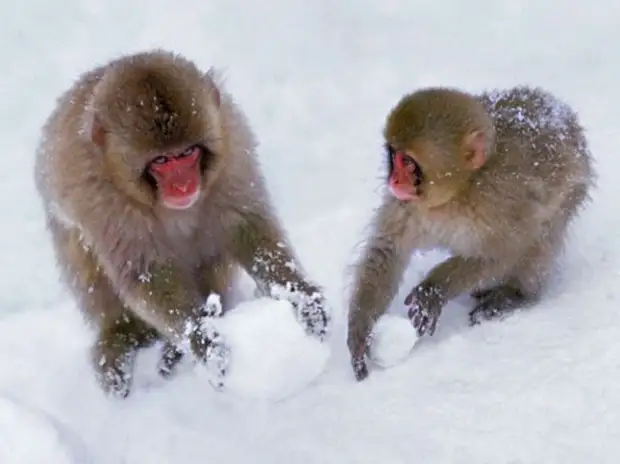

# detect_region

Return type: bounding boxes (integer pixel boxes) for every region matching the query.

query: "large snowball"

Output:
[213,297,331,400]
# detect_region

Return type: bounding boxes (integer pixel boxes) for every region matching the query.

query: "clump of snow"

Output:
[369,314,420,368]
[212,297,331,400]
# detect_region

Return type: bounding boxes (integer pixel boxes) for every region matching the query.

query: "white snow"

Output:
[0,395,80,464]
[369,314,420,369]
[2,0,620,462]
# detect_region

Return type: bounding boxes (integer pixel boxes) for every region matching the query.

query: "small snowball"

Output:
[369,314,419,368]
[213,298,330,400]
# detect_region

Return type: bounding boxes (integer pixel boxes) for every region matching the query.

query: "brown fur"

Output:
[34,49,330,397]
[347,86,595,380]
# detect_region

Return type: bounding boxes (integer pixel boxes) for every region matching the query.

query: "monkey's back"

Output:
[478,86,594,185]
[476,86,595,214]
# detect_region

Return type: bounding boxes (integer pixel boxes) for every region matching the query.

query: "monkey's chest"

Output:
[415,213,490,257]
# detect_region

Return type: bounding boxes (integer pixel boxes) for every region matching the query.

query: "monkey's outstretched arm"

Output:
[228,210,331,339]
[347,200,414,380]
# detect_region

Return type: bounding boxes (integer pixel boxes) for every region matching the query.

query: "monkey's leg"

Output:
[157,256,236,379]
[469,206,573,326]
[469,237,561,325]
[49,221,159,396]
[82,265,159,396]
[468,283,531,325]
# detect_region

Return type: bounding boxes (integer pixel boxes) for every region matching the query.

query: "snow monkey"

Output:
[34,49,331,397]
[347,86,595,380]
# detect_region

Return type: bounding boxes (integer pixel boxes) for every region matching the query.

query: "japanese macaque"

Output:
[34,49,330,397]
[347,86,595,380]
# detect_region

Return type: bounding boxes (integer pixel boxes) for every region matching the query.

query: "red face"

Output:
[148,145,202,210]
[387,149,423,201]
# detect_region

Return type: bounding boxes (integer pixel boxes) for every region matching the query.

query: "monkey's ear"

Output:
[462,131,487,170]
[81,108,107,149]
[204,69,221,108]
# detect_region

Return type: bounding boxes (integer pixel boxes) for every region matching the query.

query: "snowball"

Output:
[0,396,79,464]
[213,298,331,400]
[369,314,419,368]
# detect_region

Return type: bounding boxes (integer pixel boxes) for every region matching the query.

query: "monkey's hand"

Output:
[406,283,446,337]
[271,282,331,341]
[347,325,372,382]
[295,290,331,341]
[188,319,230,390]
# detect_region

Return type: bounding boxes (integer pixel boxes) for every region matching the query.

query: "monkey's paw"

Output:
[190,322,231,391]
[270,283,332,341]
[295,291,332,341]
[157,342,185,379]
[406,283,445,337]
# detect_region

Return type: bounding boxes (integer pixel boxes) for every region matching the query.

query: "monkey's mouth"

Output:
[162,189,201,210]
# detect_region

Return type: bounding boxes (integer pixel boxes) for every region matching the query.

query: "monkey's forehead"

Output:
[384,93,486,147]
[95,70,213,149]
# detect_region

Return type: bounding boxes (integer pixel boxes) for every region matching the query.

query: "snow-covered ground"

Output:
[2,0,620,462]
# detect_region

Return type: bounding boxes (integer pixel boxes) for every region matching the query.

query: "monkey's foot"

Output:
[157,342,185,379]
[469,285,527,325]
[93,349,136,399]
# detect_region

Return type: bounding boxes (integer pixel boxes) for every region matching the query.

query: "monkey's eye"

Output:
[151,155,169,165]
[178,145,197,158]
[401,156,416,169]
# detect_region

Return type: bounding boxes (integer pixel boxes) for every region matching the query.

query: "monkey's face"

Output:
[386,142,474,208]
[146,144,206,210]
[386,144,423,201]
[91,61,224,212]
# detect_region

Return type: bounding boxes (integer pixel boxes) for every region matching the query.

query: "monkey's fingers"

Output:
[189,323,231,390]
[352,355,369,381]
[205,338,230,391]
[347,327,372,381]
[293,292,331,341]
[157,342,185,379]
[408,304,438,337]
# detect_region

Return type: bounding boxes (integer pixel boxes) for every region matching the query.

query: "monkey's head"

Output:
[383,87,495,208]
[84,50,224,211]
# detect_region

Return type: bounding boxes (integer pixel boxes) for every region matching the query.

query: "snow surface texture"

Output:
[2,0,620,462]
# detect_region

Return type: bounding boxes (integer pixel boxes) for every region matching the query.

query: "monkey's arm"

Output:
[347,200,414,380]
[228,210,330,339]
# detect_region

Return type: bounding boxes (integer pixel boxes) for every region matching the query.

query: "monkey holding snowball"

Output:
[34,49,331,397]
[347,86,595,380]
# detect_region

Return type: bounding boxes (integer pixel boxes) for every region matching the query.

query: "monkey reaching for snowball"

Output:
[34,49,331,397]
[347,86,595,380]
